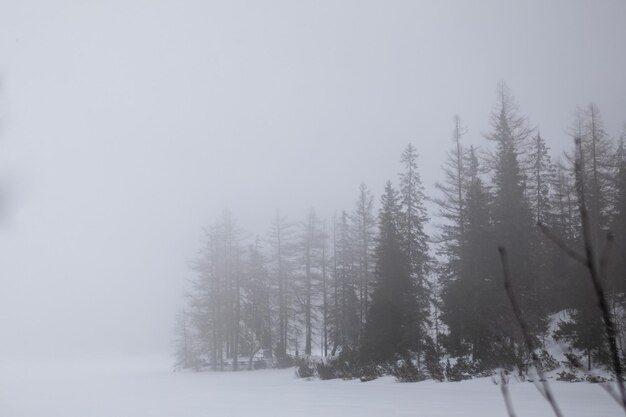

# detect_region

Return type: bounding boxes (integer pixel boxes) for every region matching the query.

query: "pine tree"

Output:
[320,221,330,357]
[399,144,431,367]
[362,182,418,364]
[526,132,556,225]
[608,131,626,352]
[485,83,543,349]
[241,238,272,364]
[441,147,501,365]
[556,106,617,369]
[525,132,562,319]
[296,209,323,356]
[265,211,297,360]
[329,211,359,355]
[351,183,376,343]
[435,116,467,261]
[435,116,467,323]
[185,210,245,371]
[568,104,615,248]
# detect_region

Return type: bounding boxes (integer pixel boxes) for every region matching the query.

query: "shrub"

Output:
[295,357,316,379]
[556,370,583,382]
[538,350,559,372]
[392,359,425,383]
[359,364,384,382]
[445,357,475,382]
[316,361,339,380]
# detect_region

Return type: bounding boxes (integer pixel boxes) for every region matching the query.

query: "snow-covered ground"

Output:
[0,355,623,417]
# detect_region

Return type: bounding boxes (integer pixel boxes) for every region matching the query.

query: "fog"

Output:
[0,0,625,359]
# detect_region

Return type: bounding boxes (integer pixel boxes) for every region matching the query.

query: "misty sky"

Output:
[0,0,625,358]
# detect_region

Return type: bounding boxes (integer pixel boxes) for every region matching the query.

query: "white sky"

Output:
[0,0,625,357]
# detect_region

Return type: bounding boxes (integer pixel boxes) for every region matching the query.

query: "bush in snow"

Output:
[444,358,474,381]
[295,357,316,379]
[538,349,559,372]
[556,370,583,382]
[392,358,425,383]
[359,364,385,382]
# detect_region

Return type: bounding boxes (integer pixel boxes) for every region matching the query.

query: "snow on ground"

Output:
[0,355,623,417]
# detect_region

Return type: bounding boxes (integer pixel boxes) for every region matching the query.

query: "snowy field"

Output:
[1,356,623,417]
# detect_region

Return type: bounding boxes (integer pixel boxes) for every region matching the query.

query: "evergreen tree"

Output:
[241,238,273,363]
[607,131,626,356]
[296,209,323,356]
[568,104,615,247]
[362,182,418,364]
[525,132,562,318]
[556,107,617,369]
[320,220,330,357]
[185,210,245,371]
[329,211,359,355]
[351,183,376,343]
[435,115,467,264]
[265,211,297,360]
[525,132,556,225]
[485,83,543,348]
[441,147,501,365]
[610,133,626,300]
[435,116,468,331]
[399,144,431,367]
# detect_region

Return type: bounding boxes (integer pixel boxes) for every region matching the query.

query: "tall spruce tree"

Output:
[610,133,626,301]
[525,132,561,319]
[362,182,419,364]
[485,83,544,348]
[435,116,467,305]
[556,106,617,369]
[399,144,431,367]
[441,147,501,365]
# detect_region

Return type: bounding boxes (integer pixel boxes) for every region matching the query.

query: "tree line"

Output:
[174,82,626,380]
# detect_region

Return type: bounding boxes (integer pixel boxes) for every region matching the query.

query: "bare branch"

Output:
[600,232,615,284]
[537,222,586,265]
[499,371,518,417]
[573,137,626,410]
[499,246,564,417]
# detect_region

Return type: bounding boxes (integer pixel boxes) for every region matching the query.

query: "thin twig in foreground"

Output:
[499,246,564,417]
[537,222,586,266]
[500,371,518,417]
[574,142,626,409]
[539,221,626,411]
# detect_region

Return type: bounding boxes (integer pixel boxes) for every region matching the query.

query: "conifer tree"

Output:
[329,211,359,355]
[441,147,500,364]
[435,116,467,307]
[556,107,617,369]
[351,183,376,343]
[485,83,543,344]
[525,132,561,318]
[296,209,323,356]
[362,182,418,364]
[610,133,626,301]
[242,238,272,362]
[399,144,431,366]
[266,212,296,360]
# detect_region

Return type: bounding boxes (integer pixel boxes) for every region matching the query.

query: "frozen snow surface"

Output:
[1,355,623,417]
